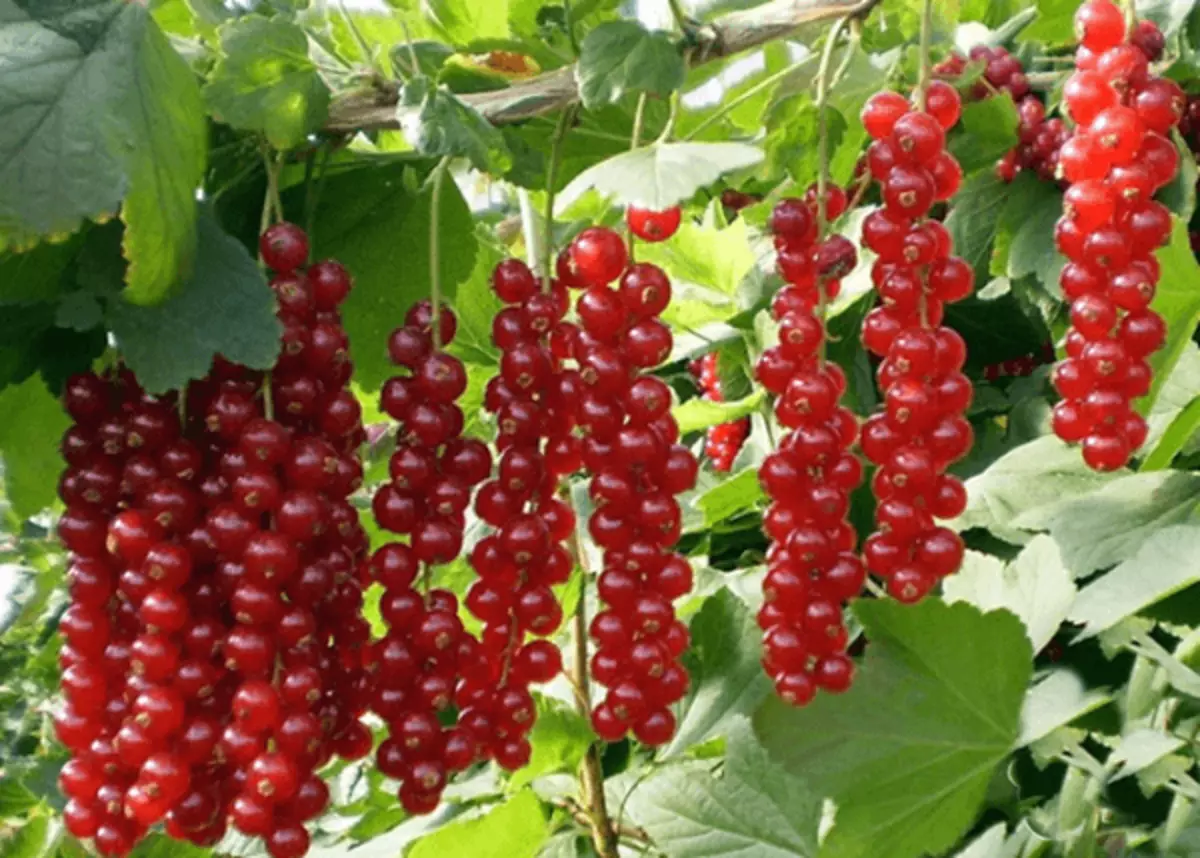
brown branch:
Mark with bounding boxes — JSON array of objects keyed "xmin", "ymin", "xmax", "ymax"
[{"xmin": 324, "ymin": 0, "xmax": 883, "ymax": 133}]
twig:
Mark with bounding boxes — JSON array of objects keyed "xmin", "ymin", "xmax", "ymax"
[
  {"xmin": 324, "ymin": 0, "xmax": 885, "ymax": 132},
  {"xmin": 557, "ymin": 797, "xmax": 651, "ymax": 844},
  {"xmin": 814, "ymin": 15, "xmax": 850, "ymax": 365},
  {"xmin": 543, "ymin": 105, "xmax": 578, "ymax": 289}
]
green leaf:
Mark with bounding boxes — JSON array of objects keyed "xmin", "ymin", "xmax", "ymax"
[
  {"xmin": 576, "ymin": 21, "xmax": 685, "ymax": 109},
  {"xmin": 407, "ymin": 790, "xmax": 548, "ymax": 858},
  {"xmin": 1142, "ymin": 396, "xmax": 1200, "ymax": 471},
  {"xmin": 633, "ymin": 719, "xmax": 821, "ymax": 857},
  {"xmin": 697, "ymin": 468, "xmax": 765, "ymax": 527},
  {"xmin": 508, "ymin": 696, "xmax": 594, "ymax": 790},
  {"xmin": 664, "ymin": 589, "xmax": 773, "ymax": 757},
  {"xmin": 423, "ymin": 0, "xmax": 511, "ymax": 44},
  {"xmin": 0, "ymin": 781, "xmax": 37, "ymax": 819},
  {"xmin": 1159, "ymin": 131, "xmax": 1196, "ymax": 222},
  {"xmin": 557, "ymin": 142, "xmax": 763, "ymax": 212},
  {"xmin": 0, "ymin": 1, "xmax": 130, "ymax": 247},
  {"xmin": 1017, "ymin": 670, "xmax": 1110, "ymax": 747},
  {"xmin": 204, "ymin": 16, "xmax": 330, "ymax": 150},
  {"xmin": 0, "ymin": 813, "xmax": 50, "ymax": 858},
  {"xmin": 943, "ymin": 537, "xmax": 1077, "ymax": 652},
  {"xmin": 0, "ymin": 238, "xmax": 83, "ymax": 306},
  {"xmin": 674, "ymin": 390, "xmax": 764, "ymax": 435},
  {"xmin": 312, "ymin": 164, "xmax": 478, "ymax": 391},
  {"xmin": 398, "ymin": 77, "xmax": 513, "ymax": 173},
  {"xmin": 0, "ymin": 0, "xmax": 204, "ymax": 299},
  {"xmin": 636, "ymin": 215, "xmax": 760, "ymax": 330},
  {"xmin": 951, "ymin": 435, "xmax": 1114, "ymax": 543},
  {"xmin": 1143, "ymin": 217, "xmax": 1200, "ymax": 415},
  {"xmin": 128, "ymin": 834, "xmax": 210, "ymax": 858},
  {"xmin": 119, "ymin": 10, "xmax": 205, "ymax": 305},
  {"xmin": 1068, "ymin": 523, "xmax": 1200, "ymax": 639},
  {"xmin": 763, "ymin": 94, "xmax": 842, "ymax": 189},
  {"xmin": 1028, "ymin": 470, "xmax": 1200, "ymax": 577},
  {"xmin": 754, "ymin": 599, "xmax": 1033, "ymax": 858},
  {"xmin": 949, "ymin": 96, "xmax": 1020, "ymax": 175},
  {"xmin": 446, "ymin": 233, "xmax": 505, "ymax": 367},
  {"xmin": 991, "ymin": 171, "xmax": 1064, "ymax": 292},
  {"xmin": 1019, "ymin": 0, "xmax": 1077, "ymax": 45},
  {"xmin": 946, "ymin": 171, "xmax": 1010, "ymax": 282},
  {"xmin": 0, "ymin": 375, "xmax": 69, "ymax": 518},
  {"xmin": 107, "ymin": 209, "xmax": 281, "ymax": 394}
]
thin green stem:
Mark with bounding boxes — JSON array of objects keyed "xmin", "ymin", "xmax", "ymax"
[
  {"xmin": 543, "ymin": 106, "xmax": 578, "ymax": 291},
  {"xmin": 428, "ymin": 156, "xmax": 453, "ymax": 351},
  {"xmin": 683, "ymin": 58, "xmax": 810, "ymax": 141},
  {"xmin": 916, "ymin": 0, "xmax": 933, "ymax": 328},
  {"xmin": 627, "ymin": 94, "xmax": 649, "ymax": 255},
  {"xmin": 814, "ymin": 16, "xmax": 850, "ymax": 364},
  {"xmin": 1122, "ymin": 0, "xmax": 1136, "ymax": 32},
  {"xmin": 667, "ymin": 0, "xmax": 689, "ymax": 31},
  {"xmin": 657, "ymin": 90, "xmax": 681, "ymax": 143},
  {"xmin": 915, "ymin": 0, "xmax": 934, "ymax": 111},
  {"xmin": 305, "ymin": 145, "xmax": 331, "ymax": 243}
]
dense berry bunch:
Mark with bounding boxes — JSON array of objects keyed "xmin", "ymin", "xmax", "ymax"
[
  {"xmin": 857, "ymin": 87, "xmax": 975, "ymax": 603},
  {"xmin": 374, "ymin": 302, "xmax": 494, "ymax": 810},
  {"xmin": 690, "ymin": 353, "xmax": 749, "ymax": 472},
  {"xmin": 982, "ymin": 343, "xmax": 1057, "ymax": 381},
  {"xmin": 935, "ymin": 47, "xmax": 1066, "ymax": 183},
  {"xmin": 56, "ymin": 222, "xmax": 369, "ymax": 858},
  {"xmin": 561, "ymin": 226, "xmax": 699, "ymax": 747},
  {"xmin": 456, "ymin": 258, "xmax": 579, "ymax": 772},
  {"xmin": 1050, "ymin": 2, "xmax": 1179, "ymax": 471},
  {"xmin": 754, "ymin": 191, "xmax": 867, "ymax": 705}
]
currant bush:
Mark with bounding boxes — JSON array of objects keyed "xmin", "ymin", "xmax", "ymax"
[
  {"xmin": 1051, "ymin": 3, "xmax": 1178, "ymax": 471},
  {"xmin": 56, "ymin": 222, "xmax": 369, "ymax": 858},
  {"xmin": 858, "ymin": 84, "xmax": 975, "ymax": 604},
  {"xmin": 690, "ymin": 353, "xmax": 750, "ymax": 472},
  {"xmin": 754, "ymin": 187, "xmax": 867, "ymax": 705},
  {"xmin": 374, "ymin": 301, "xmax": 493, "ymax": 811},
  {"xmin": 561, "ymin": 226, "xmax": 699, "ymax": 747}
]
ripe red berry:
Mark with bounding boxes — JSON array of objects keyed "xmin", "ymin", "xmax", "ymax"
[{"xmin": 626, "ymin": 206, "xmax": 682, "ymax": 243}]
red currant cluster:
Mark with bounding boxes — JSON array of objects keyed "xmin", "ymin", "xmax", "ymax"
[
  {"xmin": 857, "ymin": 87, "xmax": 974, "ymax": 604},
  {"xmin": 754, "ymin": 193, "xmax": 866, "ymax": 706},
  {"xmin": 935, "ymin": 46, "xmax": 1031, "ymax": 102},
  {"xmin": 458, "ymin": 259, "xmax": 580, "ymax": 773},
  {"xmin": 555, "ymin": 225, "xmax": 697, "ymax": 747},
  {"xmin": 1050, "ymin": 1, "xmax": 1180, "ymax": 471},
  {"xmin": 689, "ymin": 353, "xmax": 750, "ymax": 472},
  {"xmin": 373, "ymin": 303, "xmax": 497, "ymax": 811},
  {"xmin": 982, "ymin": 343, "xmax": 1057, "ymax": 381},
  {"xmin": 55, "ymin": 222, "xmax": 370, "ymax": 858}
]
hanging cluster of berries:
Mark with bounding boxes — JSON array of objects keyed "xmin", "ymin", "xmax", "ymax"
[
  {"xmin": 935, "ymin": 46, "xmax": 1065, "ymax": 183},
  {"xmin": 982, "ymin": 343, "xmax": 1058, "ymax": 381},
  {"xmin": 374, "ymin": 302, "xmax": 497, "ymax": 811},
  {"xmin": 55, "ymin": 221, "xmax": 370, "ymax": 858},
  {"xmin": 689, "ymin": 353, "xmax": 749, "ymax": 472},
  {"xmin": 457, "ymin": 258, "xmax": 580, "ymax": 774},
  {"xmin": 553, "ymin": 217, "xmax": 697, "ymax": 747},
  {"xmin": 754, "ymin": 191, "xmax": 866, "ymax": 706},
  {"xmin": 857, "ymin": 84, "xmax": 974, "ymax": 604},
  {"xmin": 1050, "ymin": 0, "xmax": 1180, "ymax": 472}
]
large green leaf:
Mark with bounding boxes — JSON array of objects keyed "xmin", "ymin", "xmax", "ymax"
[
  {"xmin": 0, "ymin": 237, "xmax": 83, "ymax": 306},
  {"xmin": 943, "ymin": 537, "xmax": 1076, "ymax": 652},
  {"xmin": 696, "ymin": 467, "xmax": 764, "ymax": 526},
  {"xmin": 754, "ymin": 599, "xmax": 1032, "ymax": 858},
  {"xmin": 0, "ymin": 1, "xmax": 204, "ymax": 303},
  {"xmin": 311, "ymin": 164, "xmax": 478, "ymax": 391},
  {"xmin": 1028, "ymin": 470, "xmax": 1200, "ymax": 577},
  {"xmin": 1143, "ymin": 396, "xmax": 1200, "ymax": 471},
  {"xmin": 990, "ymin": 171, "xmax": 1064, "ymax": 293},
  {"xmin": 1017, "ymin": 670, "xmax": 1110, "ymax": 747},
  {"xmin": 0, "ymin": 813, "xmax": 50, "ymax": 858},
  {"xmin": 952, "ymin": 435, "xmax": 1115, "ymax": 543},
  {"xmin": 119, "ymin": 10, "xmax": 206, "ymax": 305},
  {"xmin": 633, "ymin": 720, "xmax": 821, "ymax": 858},
  {"xmin": 945, "ymin": 171, "xmax": 1009, "ymax": 282},
  {"xmin": 398, "ymin": 77, "xmax": 513, "ymax": 173},
  {"xmin": 664, "ymin": 588, "xmax": 773, "ymax": 757},
  {"xmin": 204, "ymin": 16, "xmax": 329, "ymax": 150},
  {"xmin": 0, "ymin": 374, "xmax": 68, "ymax": 519},
  {"xmin": 557, "ymin": 142, "xmax": 763, "ymax": 211},
  {"xmin": 407, "ymin": 790, "xmax": 548, "ymax": 858},
  {"xmin": 1068, "ymin": 523, "xmax": 1200, "ymax": 639},
  {"xmin": 1143, "ymin": 217, "xmax": 1200, "ymax": 415},
  {"xmin": 674, "ymin": 390, "xmax": 764, "ymax": 435},
  {"xmin": 1018, "ymin": 0, "xmax": 1076, "ymax": 45},
  {"xmin": 107, "ymin": 209, "xmax": 281, "ymax": 393},
  {"xmin": 576, "ymin": 21, "xmax": 685, "ymax": 109}
]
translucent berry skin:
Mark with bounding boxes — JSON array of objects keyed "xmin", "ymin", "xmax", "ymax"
[
  {"xmin": 626, "ymin": 206, "xmax": 682, "ymax": 243},
  {"xmin": 260, "ymin": 222, "xmax": 309, "ymax": 272}
]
